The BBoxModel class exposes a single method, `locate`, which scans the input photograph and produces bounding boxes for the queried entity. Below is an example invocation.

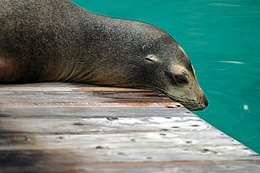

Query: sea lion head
[73,18,208,111]
[138,31,208,111]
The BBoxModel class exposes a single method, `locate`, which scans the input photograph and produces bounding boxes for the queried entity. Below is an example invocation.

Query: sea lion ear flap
[145,54,159,63]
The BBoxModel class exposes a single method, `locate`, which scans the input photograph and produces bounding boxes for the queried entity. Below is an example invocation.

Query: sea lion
[0,0,208,110]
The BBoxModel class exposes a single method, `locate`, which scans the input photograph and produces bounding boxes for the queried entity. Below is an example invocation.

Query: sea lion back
[0,0,90,82]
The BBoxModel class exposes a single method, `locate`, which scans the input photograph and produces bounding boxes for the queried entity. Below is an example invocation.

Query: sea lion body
[0,0,208,110]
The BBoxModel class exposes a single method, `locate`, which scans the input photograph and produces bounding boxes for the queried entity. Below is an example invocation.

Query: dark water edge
[72,0,260,154]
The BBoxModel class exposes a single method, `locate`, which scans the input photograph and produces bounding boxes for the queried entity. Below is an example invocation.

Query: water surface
[72,0,260,154]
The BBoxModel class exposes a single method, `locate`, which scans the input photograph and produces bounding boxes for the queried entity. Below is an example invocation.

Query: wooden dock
[0,83,259,173]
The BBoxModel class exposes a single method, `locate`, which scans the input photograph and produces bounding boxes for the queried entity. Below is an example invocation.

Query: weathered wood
[0,117,258,160]
[0,83,187,118]
[0,83,259,173]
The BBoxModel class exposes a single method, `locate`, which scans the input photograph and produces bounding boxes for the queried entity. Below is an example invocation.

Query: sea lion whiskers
[153,86,201,110]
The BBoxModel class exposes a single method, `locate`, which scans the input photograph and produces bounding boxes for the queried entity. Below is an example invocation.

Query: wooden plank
[0,83,259,173]
[0,118,259,162]
[0,117,211,135]
[0,156,259,173]
[0,83,184,117]
[0,117,258,160]
[0,90,174,106]
[0,107,189,118]
[0,83,176,105]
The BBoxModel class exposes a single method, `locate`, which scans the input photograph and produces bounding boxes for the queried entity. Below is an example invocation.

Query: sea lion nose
[202,95,208,108]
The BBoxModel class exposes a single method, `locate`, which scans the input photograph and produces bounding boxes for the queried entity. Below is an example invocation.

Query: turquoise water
[72,0,260,154]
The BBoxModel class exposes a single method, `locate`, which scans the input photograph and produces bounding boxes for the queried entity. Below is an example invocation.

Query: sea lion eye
[164,71,189,85]
[175,73,189,84]
[164,71,177,85]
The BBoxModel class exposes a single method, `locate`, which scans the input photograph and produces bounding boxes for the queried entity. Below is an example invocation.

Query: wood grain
[0,83,259,173]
